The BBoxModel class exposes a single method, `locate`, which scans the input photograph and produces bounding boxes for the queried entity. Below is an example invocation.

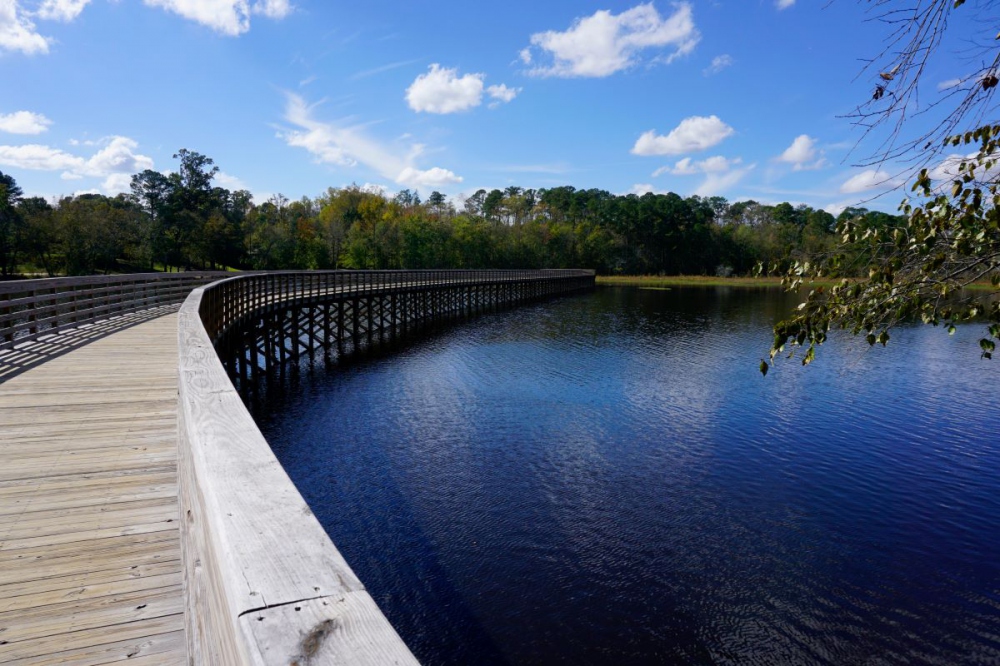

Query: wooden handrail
[177,269,594,665]
[0,272,229,350]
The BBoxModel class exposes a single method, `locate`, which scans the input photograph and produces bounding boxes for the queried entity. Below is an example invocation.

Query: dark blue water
[258,287,1000,665]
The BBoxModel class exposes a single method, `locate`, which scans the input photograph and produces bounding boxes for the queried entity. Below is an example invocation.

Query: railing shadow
[0,304,180,383]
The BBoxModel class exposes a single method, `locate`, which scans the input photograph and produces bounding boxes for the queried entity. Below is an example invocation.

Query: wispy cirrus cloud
[350,58,423,81]
[278,93,463,190]
[655,155,742,177]
[703,54,733,76]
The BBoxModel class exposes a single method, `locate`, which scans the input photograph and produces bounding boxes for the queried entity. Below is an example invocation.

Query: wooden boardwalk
[0,312,186,665]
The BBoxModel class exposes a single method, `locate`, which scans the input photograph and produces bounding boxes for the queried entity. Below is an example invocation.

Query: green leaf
[802,346,816,366]
[759,360,769,377]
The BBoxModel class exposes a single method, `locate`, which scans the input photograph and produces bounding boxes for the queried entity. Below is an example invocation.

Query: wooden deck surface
[0,313,186,665]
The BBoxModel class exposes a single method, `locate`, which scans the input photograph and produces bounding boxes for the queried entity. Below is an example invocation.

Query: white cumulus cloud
[927,152,1000,186]
[693,165,754,197]
[776,0,795,9]
[0,136,153,182]
[777,134,828,171]
[0,144,83,171]
[0,110,52,134]
[823,202,851,216]
[100,173,134,195]
[397,166,462,188]
[632,115,734,156]
[839,169,900,194]
[37,0,91,21]
[523,2,700,78]
[82,136,154,177]
[279,93,463,191]
[142,0,291,36]
[215,171,249,191]
[252,0,290,19]
[628,183,669,196]
[406,64,485,114]
[0,0,50,54]
[648,152,754,196]
[405,64,518,114]
[487,84,520,105]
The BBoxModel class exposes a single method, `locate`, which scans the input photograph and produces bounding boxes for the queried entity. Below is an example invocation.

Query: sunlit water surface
[257,287,1000,665]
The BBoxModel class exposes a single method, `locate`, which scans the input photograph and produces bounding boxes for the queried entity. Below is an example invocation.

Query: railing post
[1,297,11,347]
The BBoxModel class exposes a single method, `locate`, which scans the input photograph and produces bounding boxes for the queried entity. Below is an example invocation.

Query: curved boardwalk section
[178,270,592,664]
[0,313,186,665]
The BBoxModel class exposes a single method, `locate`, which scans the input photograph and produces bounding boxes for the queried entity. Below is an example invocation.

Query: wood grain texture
[178,285,420,665]
[0,313,186,665]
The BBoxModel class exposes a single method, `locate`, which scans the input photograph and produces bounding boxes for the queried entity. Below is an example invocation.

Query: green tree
[18,197,57,276]
[0,171,24,277]
[764,0,1000,373]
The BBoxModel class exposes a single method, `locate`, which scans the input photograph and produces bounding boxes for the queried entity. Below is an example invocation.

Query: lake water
[257,286,1000,665]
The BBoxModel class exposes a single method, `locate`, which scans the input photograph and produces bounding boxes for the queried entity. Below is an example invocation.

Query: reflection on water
[258,286,1000,665]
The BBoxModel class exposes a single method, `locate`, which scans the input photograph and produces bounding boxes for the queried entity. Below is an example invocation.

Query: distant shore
[597,275,789,288]
[597,275,997,291]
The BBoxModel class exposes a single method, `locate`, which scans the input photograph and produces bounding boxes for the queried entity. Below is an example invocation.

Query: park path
[0,312,186,665]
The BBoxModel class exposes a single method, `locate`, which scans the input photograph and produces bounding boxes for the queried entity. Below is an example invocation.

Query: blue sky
[0,0,983,214]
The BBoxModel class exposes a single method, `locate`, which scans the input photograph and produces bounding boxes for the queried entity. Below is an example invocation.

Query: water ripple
[260,287,1000,665]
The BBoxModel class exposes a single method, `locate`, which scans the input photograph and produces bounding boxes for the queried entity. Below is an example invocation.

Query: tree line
[0,150,902,279]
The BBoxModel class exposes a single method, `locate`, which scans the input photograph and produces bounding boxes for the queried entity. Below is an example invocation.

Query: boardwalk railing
[177,270,594,664]
[0,272,228,350]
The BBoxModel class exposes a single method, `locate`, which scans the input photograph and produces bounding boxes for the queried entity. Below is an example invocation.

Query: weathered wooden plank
[0,629,185,666]
[1,570,182,614]
[0,530,179,568]
[0,467,174,494]
[0,585,183,648]
[0,452,179,483]
[0,560,181,607]
[240,592,418,666]
[0,496,178,539]
[0,617,186,663]
[0,472,177,516]
[0,311,188,664]
[0,540,179,587]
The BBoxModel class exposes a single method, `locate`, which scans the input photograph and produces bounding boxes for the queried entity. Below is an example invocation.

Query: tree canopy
[0,158,885,280]
[762,0,1000,374]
